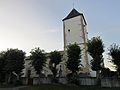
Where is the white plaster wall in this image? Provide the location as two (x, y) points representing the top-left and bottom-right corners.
(64, 16), (84, 45)
(22, 60), (38, 78)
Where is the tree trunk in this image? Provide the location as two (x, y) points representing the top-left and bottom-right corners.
(8, 73), (11, 84)
(38, 74), (41, 85)
(53, 65), (57, 78)
(96, 70), (101, 85)
(96, 70), (99, 79)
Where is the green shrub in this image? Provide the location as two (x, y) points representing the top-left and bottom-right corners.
(66, 73), (80, 85)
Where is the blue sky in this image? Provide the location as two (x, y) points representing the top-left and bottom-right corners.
(0, 0), (120, 69)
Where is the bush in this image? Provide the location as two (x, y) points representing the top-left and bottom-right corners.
(51, 77), (58, 83)
(66, 73), (80, 85)
(14, 80), (22, 86)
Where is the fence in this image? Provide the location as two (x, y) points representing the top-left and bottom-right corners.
(101, 78), (120, 87)
(32, 77), (68, 85)
(33, 77), (51, 85)
(21, 77), (97, 85)
(79, 77), (97, 85)
(21, 77), (120, 87)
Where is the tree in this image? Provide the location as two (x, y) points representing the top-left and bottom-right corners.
(4, 49), (25, 83)
(0, 51), (6, 84)
(66, 43), (81, 85)
(101, 68), (117, 77)
(66, 43), (81, 74)
(30, 47), (46, 83)
(87, 36), (104, 78)
(49, 51), (62, 79)
(101, 68), (111, 77)
(108, 44), (120, 76)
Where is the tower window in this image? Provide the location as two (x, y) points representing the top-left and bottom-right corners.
(68, 29), (70, 32)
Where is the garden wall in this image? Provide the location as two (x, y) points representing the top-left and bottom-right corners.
(33, 77), (51, 85)
(32, 77), (67, 85)
(21, 77), (120, 87)
(30, 77), (97, 85)
(79, 77), (97, 85)
(101, 78), (120, 87)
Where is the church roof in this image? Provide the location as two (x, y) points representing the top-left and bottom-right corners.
(63, 8), (87, 25)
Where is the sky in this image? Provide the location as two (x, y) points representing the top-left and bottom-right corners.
(0, 0), (120, 69)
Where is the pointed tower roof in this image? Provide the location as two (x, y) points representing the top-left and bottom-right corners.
(63, 8), (87, 25)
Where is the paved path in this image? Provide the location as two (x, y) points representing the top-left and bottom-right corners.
(0, 86), (27, 90)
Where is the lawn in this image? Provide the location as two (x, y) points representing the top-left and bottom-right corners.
(19, 84), (120, 90)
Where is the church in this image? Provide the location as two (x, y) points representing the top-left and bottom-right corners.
(22, 8), (96, 78)
(62, 8), (96, 77)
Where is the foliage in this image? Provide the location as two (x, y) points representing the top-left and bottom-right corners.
(101, 68), (117, 77)
(49, 51), (62, 83)
(0, 51), (6, 83)
(49, 51), (62, 78)
(4, 49), (25, 74)
(0, 49), (26, 84)
(87, 37), (104, 71)
(66, 73), (80, 85)
(0, 52), (5, 71)
(66, 43), (81, 74)
(108, 44), (120, 76)
(30, 47), (46, 76)
(66, 43), (81, 85)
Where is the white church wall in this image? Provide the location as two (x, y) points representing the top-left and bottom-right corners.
(22, 52), (66, 78)
(22, 60), (38, 78)
(64, 16), (84, 45)
(88, 54), (96, 77)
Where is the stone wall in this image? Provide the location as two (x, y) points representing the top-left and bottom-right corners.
(101, 78), (120, 87)
(21, 77), (120, 87)
(79, 77), (97, 85)
(33, 77), (51, 85)
(28, 77), (97, 85)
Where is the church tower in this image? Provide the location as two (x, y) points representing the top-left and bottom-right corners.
(62, 8), (92, 76)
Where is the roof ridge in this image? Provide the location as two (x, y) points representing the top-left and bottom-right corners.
(63, 8), (83, 21)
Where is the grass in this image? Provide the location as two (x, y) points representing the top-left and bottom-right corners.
(0, 84), (15, 88)
(19, 84), (120, 90)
